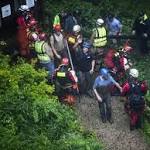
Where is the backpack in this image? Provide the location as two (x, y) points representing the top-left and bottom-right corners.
(128, 81), (145, 110)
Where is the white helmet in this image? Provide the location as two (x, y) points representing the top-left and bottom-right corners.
(73, 25), (81, 33)
(32, 33), (39, 41)
(19, 5), (29, 11)
(96, 18), (104, 25)
(129, 68), (139, 78)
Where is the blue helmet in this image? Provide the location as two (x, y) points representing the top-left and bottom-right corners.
(83, 41), (91, 49)
(99, 68), (109, 76)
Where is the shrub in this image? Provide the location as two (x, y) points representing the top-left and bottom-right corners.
(0, 53), (102, 150)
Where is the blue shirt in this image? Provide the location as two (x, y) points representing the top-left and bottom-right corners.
(93, 75), (117, 89)
(106, 18), (122, 33)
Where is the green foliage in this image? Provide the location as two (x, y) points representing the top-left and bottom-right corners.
(42, 0), (150, 37)
(0, 53), (102, 150)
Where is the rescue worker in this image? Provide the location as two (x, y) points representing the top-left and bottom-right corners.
(93, 68), (122, 123)
(122, 68), (148, 130)
(27, 19), (39, 51)
(50, 25), (67, 67)
(76, 41), (95, 96)
(67, 24), (83, 68)
(34, 32), (55, 79)
(16, 5), (30, 58)
(132, 11), (149, 55)
(53, 13), (61, 28)
(54, 57), (78, 105)
(106, 14), (122, 45)
(90, 18), (107, 72)
(104, 42), (133, 81)
(90, 18), (107, 56)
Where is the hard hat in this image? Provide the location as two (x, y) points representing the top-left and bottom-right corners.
(54, 25), (61, 32)
(29, 19), (38, 27)
(96, 18), (104, 25)
(19, 5), (29, 11)
(61, 57), (69, 65)
(99, 68), (109, 76)
(39, 33), (47, 41)
(32, 33), (38, 41)
(83, 41), (91, 49)
(129, 68), (139, 78)
(73, 25), (81, 33)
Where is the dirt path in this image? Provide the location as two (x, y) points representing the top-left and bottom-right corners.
(75, 95), (149, 150)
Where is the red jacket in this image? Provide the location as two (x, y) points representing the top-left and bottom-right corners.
(122, 80), (148, 96)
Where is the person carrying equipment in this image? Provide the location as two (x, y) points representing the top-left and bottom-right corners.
(54, 58), (78, 105)
(67, 24), (83, 68)
(122, 68), (148, 130)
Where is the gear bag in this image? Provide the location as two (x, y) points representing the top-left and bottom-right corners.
(128, 81), (145, 110)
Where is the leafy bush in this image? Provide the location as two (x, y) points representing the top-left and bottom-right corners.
(0, 53), (103, 150)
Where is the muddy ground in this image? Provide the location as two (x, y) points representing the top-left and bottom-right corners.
(75, 95), (150, 150)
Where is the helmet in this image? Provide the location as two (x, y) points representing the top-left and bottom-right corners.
(129, 68), (139, 78)
(19, 5), (29, 11)
(83, 41), (91, 49)
(96, 18), (104, 25)
(29, 19), (38, 27)
(99, 68), (109, 76)
(73, 25), (81, 33)
(54, 25), (61, 32)
(61, 58), (69, 65)
(39, 33), (47, 41)
(31, 33), (38, 41)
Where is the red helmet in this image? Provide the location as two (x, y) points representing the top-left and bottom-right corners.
(61, 58), (69, 65)
(54, 25), (61, 32)
(29, 19), (38, 27)
(39, 32), (47, 41)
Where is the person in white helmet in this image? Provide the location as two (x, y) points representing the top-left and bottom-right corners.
(90, 18), (107, 72)
(122, 68), (148, 130)
(67, 24), (83, 68)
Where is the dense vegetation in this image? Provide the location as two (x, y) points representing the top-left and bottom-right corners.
(0, 53), (102, 149)
(42, 0), (150, 36)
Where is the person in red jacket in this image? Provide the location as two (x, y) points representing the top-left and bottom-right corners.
(54, 57), (78, 105)
(122, 68), (148, 130)
(16, 5), (30, 58)
(104, 41), (133, 81)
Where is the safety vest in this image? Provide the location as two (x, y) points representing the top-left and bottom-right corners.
(93, 27), (107, 47)
(35, 41), (50, 62)
(53, 14), (60, 28)
(56, 66), (72, 86)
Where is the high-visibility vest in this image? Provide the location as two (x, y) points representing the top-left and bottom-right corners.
(56, 66), (72, 86)
(35, 41), (50, 62)
(93, 27), (107, 47)
(53, 14), (60, 28)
